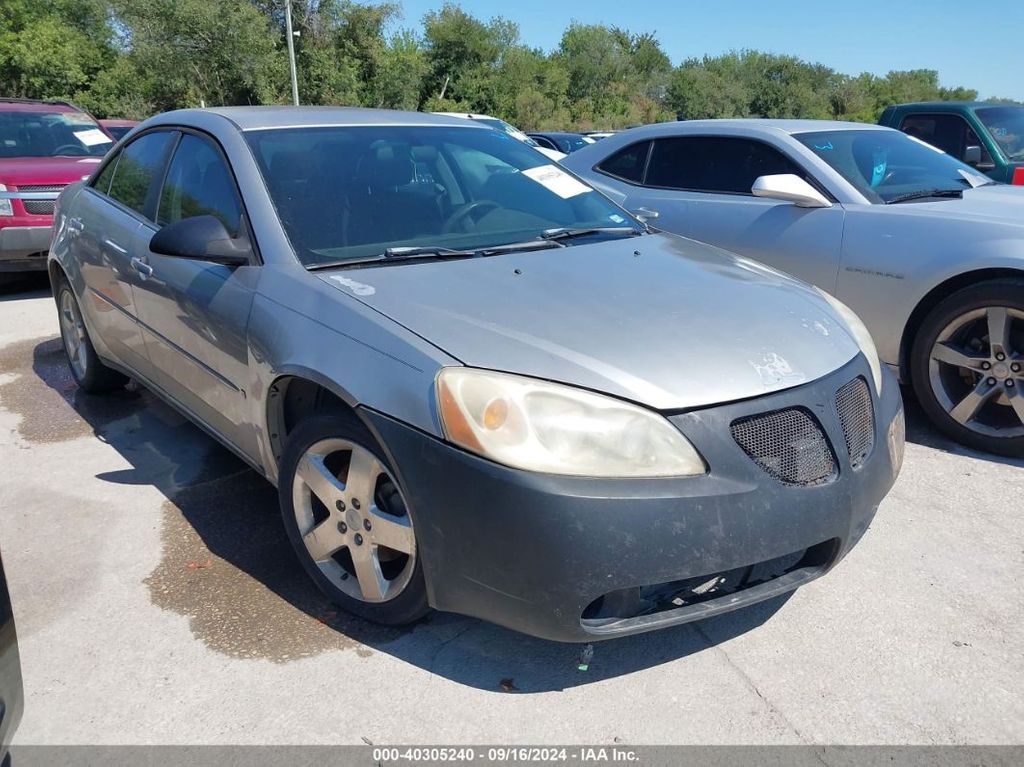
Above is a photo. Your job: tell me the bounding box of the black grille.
[836,377,875,468]
[23,199,55,215]
[731,408,836,485]
[17,184,66,193]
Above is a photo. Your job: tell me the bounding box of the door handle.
[130,256,153,280]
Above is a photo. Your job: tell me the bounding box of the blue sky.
[391,0,1024,100]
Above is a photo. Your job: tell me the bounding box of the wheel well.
[48,260,66,290]
[899,268,1023,381]
[267,376,356,466]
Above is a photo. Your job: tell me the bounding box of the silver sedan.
[48,108,902,641]
[563,120,1024,456]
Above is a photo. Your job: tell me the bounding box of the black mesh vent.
[17,184,66,193]
[23,199,55,215]
[836,377,875,469]
[731,408,836,486]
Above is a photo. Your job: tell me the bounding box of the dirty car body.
[49,107,903,642]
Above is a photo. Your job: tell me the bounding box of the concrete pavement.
[1,275,1021,745]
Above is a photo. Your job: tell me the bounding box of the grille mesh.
[23,199,56,215]
[731,408,835,485]
[17,184,66,193]
[836,377,875,468]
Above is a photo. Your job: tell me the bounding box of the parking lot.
[0,273,1021,745]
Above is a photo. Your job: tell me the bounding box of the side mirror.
[633,207,659,223]
[149,215,251,266]
[752,174,832,208]
[962,145,982,166]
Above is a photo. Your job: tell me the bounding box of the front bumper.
[0,225,51,271]
[365,355,903,642]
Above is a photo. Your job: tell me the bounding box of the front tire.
[55,276,128,394]
[911,279,1024,457]
[278,412,429,626]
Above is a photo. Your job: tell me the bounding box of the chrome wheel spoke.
[343,448,382,508]
[350,543,387,601]
[297,453,345,508]
[987,307,1010,356]
[931,342,986,371]
[949,378,999,424]
[302,517,346,562]
[369,508,414,555]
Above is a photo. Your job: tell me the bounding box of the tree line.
[1,1,1017,130]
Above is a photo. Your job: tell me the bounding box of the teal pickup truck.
[879,102,1024,185]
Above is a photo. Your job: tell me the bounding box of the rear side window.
[597,141,651,183]
[106,131,175,218]
[157,133,241,237]
[645,136,803,194]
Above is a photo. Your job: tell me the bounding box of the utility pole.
[284,0,299,106]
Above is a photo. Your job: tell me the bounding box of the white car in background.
[564,119,1024,456]
[433,112,566,162]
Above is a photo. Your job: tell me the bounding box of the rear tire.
[910,279,1024,457]
[54,275,128,394]
[278,412,430,626]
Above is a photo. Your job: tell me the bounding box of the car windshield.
[976,106,1024,160]
[474,117,538,146]
[794,129,986,204]
[0,109,112,158]
[246,125,638,267]
[558,135,594,152]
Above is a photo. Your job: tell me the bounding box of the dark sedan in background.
[527,131,596,154]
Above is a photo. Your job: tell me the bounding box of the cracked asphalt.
[1,274,1022,745]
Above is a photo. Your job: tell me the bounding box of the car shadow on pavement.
[901,385,1024,469]
[0,272,50,301]
[12,335,795,691]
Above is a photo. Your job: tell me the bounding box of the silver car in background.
[48,108,902,641]
[564,120,1024,456]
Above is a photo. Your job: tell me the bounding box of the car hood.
[317,234,860,411]
[0,156,103,187]
[900,184,1024,227]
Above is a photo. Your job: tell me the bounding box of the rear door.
[70,130,176,371]
[610,135,846,292]
[131,130,260,461]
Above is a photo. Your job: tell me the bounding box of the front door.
[623,135,846,293]
[131,131,259,461]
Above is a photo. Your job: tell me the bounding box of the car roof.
[155,106,493,132]
[656,118,891,135]
[0,98,80,114]
[890,101,1003,111]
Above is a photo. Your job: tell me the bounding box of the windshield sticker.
[521,164,592,199]
[329,275,376,297]
[73,128,112,147]
[813,141,834,151]
[608,214,626,224]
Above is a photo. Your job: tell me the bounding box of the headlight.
[436,368,706,477]
[0,184,12,217]
[815,288,883,393]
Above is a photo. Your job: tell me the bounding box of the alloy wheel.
[928,306,1024,438]
[291,438,416,603]
[59,289,88,381]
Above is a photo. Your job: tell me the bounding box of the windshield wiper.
[886,188,965,204]
[307,247,476,271]
[539,226,644,242]
[306,240,564,271]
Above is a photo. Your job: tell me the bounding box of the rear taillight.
[1013,168,1024,186]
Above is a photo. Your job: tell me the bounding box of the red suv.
[0,98,113,279]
